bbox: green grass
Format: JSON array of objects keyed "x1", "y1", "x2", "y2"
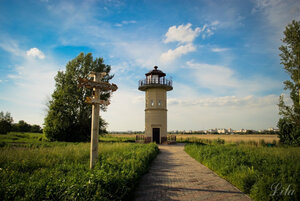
[
  {"x1": 0, "y1": 141, "x2": 158, "y2": 200},
  {"x1": 99, "y1": 134, "x2": 135, "y2": 143},
  {"x1": 176, "y1": 137, "x2": 226, "y2": 144},
  {"x1": 185, "y1": 143, "x2": 300, "y2": 201},
  {"x1": 0, "y1": 132, "x2": 46, "y2": 144},
  {"x1": 0, "y1": 132, "x2": 135, "y2": 147}
]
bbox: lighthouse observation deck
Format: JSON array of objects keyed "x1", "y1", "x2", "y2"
[{"x1": 138, "y1": 78, "x2": 173, "y2": 91}]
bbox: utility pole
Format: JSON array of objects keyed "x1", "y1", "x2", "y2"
[{"x1": 79, "y1": 72, "x2": 118, "y2": 169}]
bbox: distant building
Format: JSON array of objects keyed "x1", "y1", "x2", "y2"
[{"x1": 217, "y1": 128, "x2": 227, "y2": 134}]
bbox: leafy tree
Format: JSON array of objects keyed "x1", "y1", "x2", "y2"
[
  {"x1": 11, "y1": 120, "x2": 42, "y2": 133},
  {"x1": 30, "y1": 125, "x2": 42, "y2": 133},
  {"x1": 278, "y1": 20, "x2": 300, "y2": 145},
  {"x1": 44, "y1": 53, "x2": 112, "y2": 142},
  {"x1": 14, "y1": 120, "x2": 31, "y2": 132},
  {"x1": 0, "y1": 111, "x2": 13, "y2": 134}
]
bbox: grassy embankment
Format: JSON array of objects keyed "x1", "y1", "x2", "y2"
[
  {"x1": 0, "y1": 132, "x2": 158, "y2": 201},
  {"x1": 185, "y1": 143, "x2": 299, "y2": 201}
]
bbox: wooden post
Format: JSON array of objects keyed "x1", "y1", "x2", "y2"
[
  {"x1": 90, "y1": 73, "x2": 102, "y2": 169},
  {"x1": 90, "y1": 103, "x2": 99, "y2": 169},
  {"x1": 78, "y1": 72, "x2": 117, "y2": 169}
]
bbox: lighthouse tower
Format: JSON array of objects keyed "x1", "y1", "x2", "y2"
[{"x1": 138, "y1": 66, "x2": 173, "y2": 144}]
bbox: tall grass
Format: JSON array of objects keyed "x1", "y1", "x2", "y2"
[
  {"x1": 0, "y1": 143, "x2": 158, "y2": 201},
  {"x1": 0, "y1": 132, "x2": 46, "y2": 144},
  {"x1": 185, "y1": 143, "x2": 300, "y2": 201},
  {"x1": 175, "y1": 134, "x2": 279, "y2": 144}
]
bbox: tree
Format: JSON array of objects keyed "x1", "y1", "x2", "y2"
[
  {"x1": 0, "y1": 111, "x2": 13, "y2": 134},
  {"x1": 11, "y1": 120, "x2": 42, "y2": 133},
  {"x1": 278, "y1": 20, "x2": 300, "y2": 145},
  {"x1": 30, "y1": 125, "x2": 42, "y2": 133},
  {"x1": 14, "y1": 120, "x2": 31, "y2": 132},
  {"x1": 44, "y1": 53, "x2": 113, "y2": 142}
]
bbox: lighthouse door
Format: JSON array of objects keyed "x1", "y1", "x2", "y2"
[{"x1": 152, "y1": 128, "x2": 160, "y2": 144}]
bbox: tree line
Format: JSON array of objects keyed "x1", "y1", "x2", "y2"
[{"x1": 0, "y1": 111, "x2": 42, "y2": 134}]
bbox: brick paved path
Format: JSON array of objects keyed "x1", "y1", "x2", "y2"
[{"x1": 134, "y1": 144, "x2": 252, "y2": 201}]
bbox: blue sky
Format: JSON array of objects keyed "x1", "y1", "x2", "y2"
[{"x1": 0, "y1": 0, "x2": 299, "y2": 131}]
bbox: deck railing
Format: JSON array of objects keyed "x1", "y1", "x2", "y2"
[{"x1": 138, "y1": 78, "x2": 172, "y2": 87}]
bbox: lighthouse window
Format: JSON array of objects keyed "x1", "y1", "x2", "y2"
[
  {"x1": 151, "y1": 100, "x2": 154, "y2": 106},
  {"x1": 158, "y1": 100, "x2": 161, "y2": 106},
  {"x1": 152, "y1": 75, "x2": 158, "y2": 83}
]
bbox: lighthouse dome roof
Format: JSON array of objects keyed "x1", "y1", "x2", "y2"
[{"x1": 145, "y1": 66, "x2": 166, "y2": 77}]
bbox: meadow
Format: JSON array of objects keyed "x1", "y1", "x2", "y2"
[
  {"x1": 1, "y1": 132, "x2": 298, "y2": 201},
  {"x1": 0, "y1": 132, "x2": 158, "y2": 201},
  {"x1": 185, "y1": 143, "x2": 300, "y2": 201},
  {"x1": 174, "y1": 134, "x2": 279, "y2": 144},
  {"x1": 109, "y1": 133, "x2": 279, "y2": 145}
]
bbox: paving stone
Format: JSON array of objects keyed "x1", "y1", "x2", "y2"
[{"x1": 134, "y1": 143, "x2": 252, "y2": 201}]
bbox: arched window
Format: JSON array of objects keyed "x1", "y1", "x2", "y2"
[{"x1": 151, "y1": 100, "x2": 154, "y2": 107}]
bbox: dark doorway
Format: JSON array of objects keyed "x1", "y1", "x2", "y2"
[{"x1": 152, "y1": 128, "x2": 160, "y2": 144}]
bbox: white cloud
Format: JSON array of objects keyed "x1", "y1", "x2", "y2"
[
  {"x1": 168, "y1": 94, "x2": 279, "y2": 130},
  {"x1": 160, "y1": 44, "x2": 196, "y2": 64},
  {"x1": 102, "y1": 77, "x2": 280, "y2": 131},
  {"x1": 44, "y1": 1, "x2": 163, "y2": 70},
  {"x1": 164, "y1": 23, "x2": 201, "y2": 44},
  {"x1": 160, "y1": 22, "x2": 220, "y2": 63},
  {"x1": 168, "y1": 95, "x2": 277, "y2": 108},
  {"x1": 161, "y1": 23, "x2": 200, "y2": 64},
  {"x1": 211, "y1": 20, "x2": 220, "y2": 26},
  {"x1": 0, "y1": 39, "x2": 24, "y2": 57},
  {"x1": 200, "y1": 21, "x2": 220, "y2": 39},
  {"x1": 0, "y1": 39, "x2": 58, "y2": 125},
  {"x1": 103, "y1": 77, "x2": 280, "y2": 131},
  {"x1": 115, "y1": 20, "x2": 136, "y2": 27},
  {"x1": 101, "y1": 87, "x2": 144, "y2": 131},
  {"x1": 186, "y1": 61, "x2": 237, "y2": 89},
  {"x1": 252, "y1": 0, "x2": 300, "y2": 41},
  {"x1": 122, "y1": 20, "x2": 136, "y2": 24},
  {"x1": 185, "y1": 61, "x2": 281, "y2": 95},
  {"x1": 211, "y1": 47, "x2": 229, "y2": 52},
  {"x1": 26, "y1": 48, "x2": 45, "y2": 59},
  {"x1": 114, "y1": 40, "x2": 164, "y2": 68}
]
